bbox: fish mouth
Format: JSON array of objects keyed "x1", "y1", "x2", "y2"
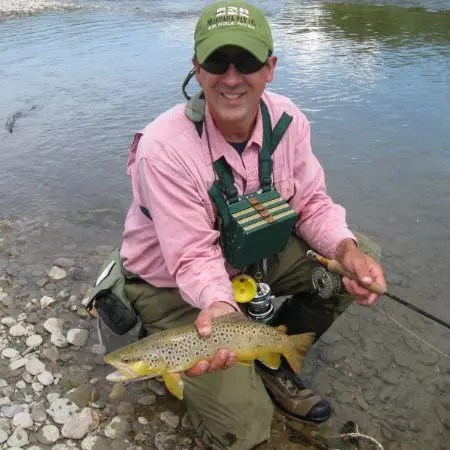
[{"x1": 106, "y1": 370, "x2": 155, "y2": 383}]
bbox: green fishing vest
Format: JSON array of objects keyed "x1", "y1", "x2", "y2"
[{"x1": 187, "y1": 92, "x2": 298, "y2": 269}]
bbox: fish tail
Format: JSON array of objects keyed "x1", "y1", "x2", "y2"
[{"x1": 283, "y1": 332, "x2": 315, "y2": 373}]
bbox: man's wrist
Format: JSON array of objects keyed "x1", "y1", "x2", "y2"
[{"x1": 335, "y1": 238, "x2": 358, "y2": 263}]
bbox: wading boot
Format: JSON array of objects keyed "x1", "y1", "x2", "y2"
[{"x1": 255, "y1": 358, "x2": 332, "y2": 424}]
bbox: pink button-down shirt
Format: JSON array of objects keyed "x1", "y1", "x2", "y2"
[{"x1": 120, "y1": 90, "x2": 355, "y2": 311}]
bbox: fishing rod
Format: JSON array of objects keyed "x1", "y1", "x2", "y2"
[{"x1": 306, "y1": 250, "x2": 450, "y2": 331}]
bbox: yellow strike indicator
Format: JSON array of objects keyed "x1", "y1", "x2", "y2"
[{"x1": 232, "y1": 274, "x2": 257, "y2": 303}]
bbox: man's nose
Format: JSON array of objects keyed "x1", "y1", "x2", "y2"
[{"x1": 220, "y1": 63, "x2": 244, "y2": 86}]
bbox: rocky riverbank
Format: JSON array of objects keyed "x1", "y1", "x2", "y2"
[{"x1": 1, "y1": 214, "x2": 450, "y2": 450}]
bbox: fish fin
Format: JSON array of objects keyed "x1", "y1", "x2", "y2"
[
  {"x1": 162, "y1": 372, "x2": 184, "y2": 400},
  {"x1": 275, "y1": 324, "x2": 288, "y2": 334},
  {"x1": 257, "y1": 353, "x2": 281, "y2": 370},
  {"x1": 212, "y1": 312, "x2": 249, "y2": 324},
  {"x1": 236, "y1": 360, "x2": 253, "y2": 367},
  {"x1": 283, "y1": 332, "x2": 315, "y2": 373}
]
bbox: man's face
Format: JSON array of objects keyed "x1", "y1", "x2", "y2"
[{"x1": 194, "y1": 45, "x2": 277, "y2": 127}]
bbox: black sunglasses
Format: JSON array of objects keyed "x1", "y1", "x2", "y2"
[{"x1": 200, "y1": 50, "x2": 270, "y2": 75}]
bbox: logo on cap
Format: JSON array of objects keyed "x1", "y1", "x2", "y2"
[{"x1": 207, "y1": 7, "x2": 256, "y2": 31}]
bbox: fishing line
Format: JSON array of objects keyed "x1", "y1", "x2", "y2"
[{"x1": 373, "y1": 305, "x2": 450, "y2": 361}]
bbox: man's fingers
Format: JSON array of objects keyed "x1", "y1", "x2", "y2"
[
  {"x1": 351, "y1": 257, "x2": 373, "y2": 286},
  {"x1": 223, "y1": 352, "x2": 237, "y2": 369},
  {"x1": 195, "y1": 310, "x2": 213, "y2": 337},
  {"x1": 208, "y1": 349, "x2": 229, "y2": 372},
  {"x1": 186, "y1": 360, "x2": 209, "y2": 377}
]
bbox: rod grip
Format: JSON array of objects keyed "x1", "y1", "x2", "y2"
[{"x1": 327, "y1": 260, "x2": 386, "y2": 295}]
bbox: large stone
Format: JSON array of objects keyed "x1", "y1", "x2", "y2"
[
  {"x1": 37, "y1": 425, "x2": 60, "y2": 444},
  {"x1": 25, "y1": 357, "x2": 46, "y2": 376},
  {"x1": 47, "y1": 398, "x2": 80, "y2": 424},
  {"x1": 43, "y1": 318, "x2": 64, "y2": 334},
  {"x1": 104, "y1": 416, "x2": 129, "y2": 439},
  {"x1": 48, "y1": 266, "x2": 67, "y2": 280},
  {"x1": 7, "y1": 427, "x2": 29, "y2": 447},
  {"x1": 61, "y1": 408, "x2": 97, "y2": 439},
  {"x1": 67, "y1": 329, "x2": 89, "y2": 347}
]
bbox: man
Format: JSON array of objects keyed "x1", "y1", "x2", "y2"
[{"x1": 119, "y1": 1, "x2": 386, "y2": 448}]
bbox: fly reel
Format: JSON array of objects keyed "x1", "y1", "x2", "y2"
[
  {"x1": 231, "y1": 275, "x2": 275, "y2": 324},
  {"x1": 311, "y1": 266, "x2": 341, "y2": 299}
]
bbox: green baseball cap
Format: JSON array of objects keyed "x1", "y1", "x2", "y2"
[{"x1": 194, "y1": 1, "x2": 273, "y2": 64}]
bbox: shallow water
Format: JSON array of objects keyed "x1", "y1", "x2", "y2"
[{"x1": 1, "y1": 0, "x2": 450, "y2": 447}]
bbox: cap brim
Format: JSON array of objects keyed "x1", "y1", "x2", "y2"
[{"x1": 196, "y1": 32, "x2": 269, "y2": 64}]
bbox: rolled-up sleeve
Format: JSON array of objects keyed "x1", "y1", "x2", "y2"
[
  {"x1": 136, "y1": 153, "x2": 239, "y2": 311},
  {"x1": 290, "y1": 117, "x2": 357, "y2": 258}
]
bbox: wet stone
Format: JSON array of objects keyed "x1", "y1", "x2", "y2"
[
  {"x1": 393, "y1": 351, "x2": 412, "y2": 369},
  {"x1": 380, "y1": 370, "x2": 401, "y2": 385},
  {"x1": 422, "y1": 353, "x2": 439, "y2": 366},
  {"x1": 137, "y1": 393, "x2": 156, "y2": 406},
  {"x1": 379, "y1": 385, "x2": 397, "y2": 403},
  {"x1": 116, "y1": 402, "x2": 134, "y2": 416},
  {"x1": 321, "y1": 345, "x2": 354, "y2": 364},
  {"x1": 160, "y1": 410, "x2": 180, "y2": 429}
]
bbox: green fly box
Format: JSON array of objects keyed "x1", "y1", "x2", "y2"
[{"x1": 221, "y1": 189, "x2": 298, "y2": 268}]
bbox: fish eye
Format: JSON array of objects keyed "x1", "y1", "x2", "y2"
[{"x1": 122, "y1": 357, "x2": 131, "y2": 363}]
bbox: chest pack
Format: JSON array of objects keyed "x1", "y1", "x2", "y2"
[{"x1": 187, "y1": 92, "x2": 298, "y2": 269}]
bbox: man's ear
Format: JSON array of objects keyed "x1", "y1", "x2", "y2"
[
  {"x1": 265, "y1": 55, "x2": 277, "y2": 83},
  {"x1": 192, "y1": 56, "x2": 202, "y2": 85}
]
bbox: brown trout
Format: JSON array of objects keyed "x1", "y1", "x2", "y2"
[{"x1": 104, "y1": 312, "x2": 315, "y2": 400}]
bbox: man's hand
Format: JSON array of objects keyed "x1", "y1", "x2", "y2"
[
  {"x1": 335, "y1": 238, "x2": 386, "y2": 306},
  {"x1": 185, "y1": 301, "x2": 240, "y2": 377}
]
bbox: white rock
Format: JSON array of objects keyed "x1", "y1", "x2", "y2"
[
  {"x1": 61, "y1": 408, "x2": 95, "y2": 439},
  {"x1": 51, "y1": 331, "x2": 68, "y2": 348},
  {"x1": 138, "y1": 417, "x2": 148, "y2": 424},
  {"x1": 16, "y1": 380, "x2": 26, "y2": 389},
  {"x1": 27, "y1": 447, "x2": 44, "y2": 450},
  {"x1": 2, "y1": 348, "x2": 19, "y2": 359},
  {"x1": 26, "y1": 335, "x2": 43, "y2": 347},
  {"x1": 47, "y1": 393, "x2": 60, "y2": 404},
  {"x1": 37, "y1": 371, "x2": 54, "y2": 386},
  {"x1": 9, "y1": 358, "x2": 26, "y2": 371},
  {"x1": 9, "y1": 323, "x2": 27, "y2": 337},
  {"x1": 22, "y1": 371, "x2": 33, "y2": 383},
  {"x1": 32, "y1": 382, "x2": 44, "y2": 393},
  {"x1": 12, "y1": 411, "x2": 33, "y2": 429},
  {"x1": 47, "y1": 398, "x2": 80, "y2": 424},
  {"x1": 81, "y1": 435, "x2": 103, "y2": 450},
  {"x1": 0, "y1": 427, "x2": 10, "y2": 444},
  {"x1": 160, "y1": 410, "x2": 179, "y2": 429},
  {"x1": 0, "y1": 396, "x2": 11, "y2": 406},
  {"x1": 67, "y1": 329, "x2": 89, "y2": 347},
  {"x1": 37, "y1": 424, "x2": 60, "y2": 444},
  {"x1": 0, "y1": 378, "x2": 8, "y2": 388},
  {"x1": 40, "y1": 296, "x2": 56, "y2": 308},
  {"x1": 24, "y1": 393, "x2": 34, "y2": 403},
  {"x1": 7, "y1": 427, "x2": 29, "y2": 447},
  {"x1": 2, "y1": 404, "x2": 28, "y2": 418},
  {"x1": 104, "y1": 416, "x2": 129, "y2": 438},
  {"x1": 43, "y1": 318, "x2": 64, "y2": 334},
  {"x1": 25, "y1": 357, "x2": 46, "y2": 376},
  {"x1": 17, "y1": 313, "x2": 27, "y2": 322},
  {"x1": 1, "y1": 317, "x2": 17, "y2": 327},
  {"x1": 48, "y1": 266, "x2": 67, "y2": 280}
]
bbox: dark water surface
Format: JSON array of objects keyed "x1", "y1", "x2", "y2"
[{"x1": 1, "y1": 1, "x2": 450, "y2": 447}]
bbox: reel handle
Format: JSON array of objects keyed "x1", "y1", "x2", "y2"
[{"x1": 307, "y1": 251, "x2": 386, "y2": 296}]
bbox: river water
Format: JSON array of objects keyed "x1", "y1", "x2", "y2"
[{"x1": 1, "y1": 1, "x2": 450, "y2": 448}]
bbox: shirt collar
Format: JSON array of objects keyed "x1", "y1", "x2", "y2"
[{"x1": 202, "y1": 101, "x2": 264, "y2": 166}]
